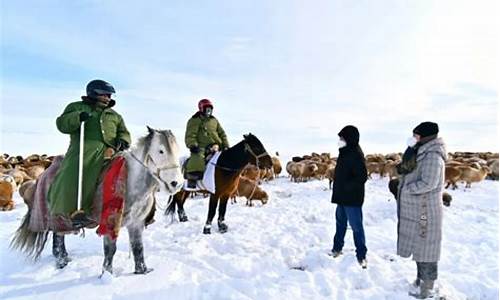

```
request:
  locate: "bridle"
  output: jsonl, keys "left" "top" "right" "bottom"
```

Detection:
{"left": 215, "top": 142, "right": 269, "bottom": 172}
{"left": 130, "top": 151, "right": 180, "bottom": 194}
{"left": 243, "top": 142, "right": 269, "bottom": 170}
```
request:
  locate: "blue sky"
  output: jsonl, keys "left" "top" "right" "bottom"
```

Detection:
{"left": 1, "top": 0, "right": 498, "bottom": 159}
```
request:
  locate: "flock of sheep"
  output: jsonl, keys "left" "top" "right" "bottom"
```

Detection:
{"left": 1, "top": 151, "right": 498, "bottom": 212}
{"left": 284, "top": 151, "right": 498, "bottom": 208}
{"left": 284, "top": 151, "right": 499, "bottom": 189}
{"left": 1, "top": 154, "right": 53, "bottom": 211}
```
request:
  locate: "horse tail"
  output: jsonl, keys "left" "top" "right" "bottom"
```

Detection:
{"left": 10, "top": 207, "right": 49, "bottom": 261}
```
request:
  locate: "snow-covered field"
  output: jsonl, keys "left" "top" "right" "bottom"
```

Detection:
{"left": 0, "top": 176, "right": 498, "bottom": 300}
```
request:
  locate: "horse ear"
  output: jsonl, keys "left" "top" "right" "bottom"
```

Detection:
{"left": 147, "top": 126, "right": 154, "bottom": 134}
{"left": 243, "top": 134, "right": 249, "bottom": 139}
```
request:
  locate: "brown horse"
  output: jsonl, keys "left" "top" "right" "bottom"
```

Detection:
{"left": 166, "top": 133, "right": 272, "bottom": 234}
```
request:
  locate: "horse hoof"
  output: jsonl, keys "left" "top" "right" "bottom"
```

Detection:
{"left": 218, "top": 223, "right": 228, "bottom": 233}
{"left": 56, "top": 258, "right": 69, "bottom": 269}
{"left": 203, "top": 226, "right": 211, "bottom": 234}
{"left": 179, "top": 215, "right": 188, "bottom": 222}
{"left": 134, "top": 267, "right": 153, "bottom": 274}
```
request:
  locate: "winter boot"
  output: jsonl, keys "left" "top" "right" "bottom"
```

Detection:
{"left": 329, "top": 250, "right": 342, "bottom": 258}
{"left": 409, "top": 280, "right": 434, "bottom": 299}
{"left": 358, "top": 258, "right": 368, "bottom": 269}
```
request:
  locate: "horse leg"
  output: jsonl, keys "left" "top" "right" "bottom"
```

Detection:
{"left": 53, "top": 233, "right": 70, "bottom": 269}
{"left": 177, "top": 191, "right": 189, "bottom": 222}
{"left": 128, "top": 225, "right": 153, "bottom": 274}
{"left": 102, "top": 235, "right": 117, "bottom": 274}
{"left": 203, "top": 194, "right": 219, "bottom": 234}
{"left": 217, "top": 196, "right": 229, "bottom": 233}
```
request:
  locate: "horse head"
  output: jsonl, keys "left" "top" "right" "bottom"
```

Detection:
{"left": 243, "top": 133, "right": 273, "bottom": 169}
{"left": 139, "top": 126, "right": 184, "bottom": 194}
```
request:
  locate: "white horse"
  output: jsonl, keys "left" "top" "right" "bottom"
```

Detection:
{"left": 11, "top": 126, "right": 183, "bottom": 275}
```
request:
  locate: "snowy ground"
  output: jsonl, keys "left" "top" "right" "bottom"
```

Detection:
{"left": 0, "top": 176, "right": 498, "bottom": 300}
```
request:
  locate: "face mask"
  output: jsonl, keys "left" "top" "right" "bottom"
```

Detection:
{"left": 407, "top": 136, "right": 418, "bottom": 147}
{"left": 338, "top": 139, "right": 347, "bottom": 148}
{"left": 203, "top": 107, "right": 212, "bottom": 117}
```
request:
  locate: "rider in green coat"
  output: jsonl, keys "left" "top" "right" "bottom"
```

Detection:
{"left": 47, "top": 80, "right": 131, "bottom": 228}
{"left": 185, "top": 99, "right": 229, "bottom": 188}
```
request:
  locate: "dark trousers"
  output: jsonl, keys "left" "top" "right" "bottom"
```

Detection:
{"left": 417, "top": 262, "right": 438, "bottom": 281}
{"left": 332, "top": 205, "right": 367, "bottom": 260}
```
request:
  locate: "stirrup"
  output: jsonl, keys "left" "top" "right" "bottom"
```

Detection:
{"left": 70, "top": 211, "right": 97, "bottom": 229}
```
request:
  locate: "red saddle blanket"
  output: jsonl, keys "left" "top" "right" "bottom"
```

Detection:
{"left": 96, "top": 156, "right": 127, "bottom": 240}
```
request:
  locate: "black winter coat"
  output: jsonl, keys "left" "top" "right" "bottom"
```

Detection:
{"left": 331, "top": 146, "right": 368, "bottom": 206}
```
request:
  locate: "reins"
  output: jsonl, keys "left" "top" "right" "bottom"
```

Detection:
{"left": 213, "top": 142, "right": 269, "bottom": 173}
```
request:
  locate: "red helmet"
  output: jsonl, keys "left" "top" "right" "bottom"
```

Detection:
{"left": 198, "top": 99, "right": 213, "bottom": 111}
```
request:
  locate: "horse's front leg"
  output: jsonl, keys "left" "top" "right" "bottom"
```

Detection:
{"left": 53, "top": 233, "right": 70, "bottom": 269}
{"left": 177, "top": 191, "right": 189, "bottom": 222}
{"left": 203, "top": 194, "right": 219, "bottom": 234}
{"left": 217, "top": 195, "right": 230, "bottom": 233}
{"left": 102, "top": 235, "right": 117, "bottom": 275}
{"left": 128, "top": 225, "right": 153, "bottom": 274}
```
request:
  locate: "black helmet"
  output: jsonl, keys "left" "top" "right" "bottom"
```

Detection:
{"left": 86, "top": 79, "right": 116, "bottom": 98}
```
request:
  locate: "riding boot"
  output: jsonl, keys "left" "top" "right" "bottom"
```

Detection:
{"left": 186, "top": 171, "right": 203, "bottom": 189}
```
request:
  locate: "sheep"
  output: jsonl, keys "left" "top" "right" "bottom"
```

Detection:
{"left": 286, "top": 161, "right": 302, "bottom": 182}
{"left": 241, "top": 164, "right": 260, "bottom": 182}
{"left": 487, "top": 159, "right": 498, "bottom": 180}
{"left": 271, "top": 156, "right": 282, "bottom": 178}
{"left": 314, "top": 162, "right": 329, "bottom": 180}
{"left": 26, "top": 165, "right": 46, "bottom": 180}
{"left": 459, "top": 165, "right": 490, "bottom": 188}
{"left": 382, "top": 161, "right": 399, "bottom": 178}
{"left": 366, "top": 162, "right": 384, "bottom": 178}
{"left": 0, "top": 175, "right": 16, "bottom": 211}
{"left": 231, "top": 176, "right": 268, "bottom": 206}
{"left": 260, "top": 168, "right": 274, "bottom": 181}
{"left": 297, "top": 161, "right": 318, "bottom": 182}
{"left": 5, "top": 168, "right": 32, "bottom": 187}
{"left": 445, "top": 165, "right": 462, "bottom": 189}
{"left": 18, "top": 179, "right": 36, "bottom": 209}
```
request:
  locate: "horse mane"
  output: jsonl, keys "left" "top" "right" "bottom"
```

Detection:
{"left": 135, "top": 131, "right": 153, "bottom": 160}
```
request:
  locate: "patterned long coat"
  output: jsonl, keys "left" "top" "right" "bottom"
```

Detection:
{"left": 397, "top": 137, "right": 447, "bottom": 262}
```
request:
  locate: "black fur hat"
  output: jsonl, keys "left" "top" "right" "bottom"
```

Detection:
{"left": 413, "top": 122, "right": 439, "bottom": 138}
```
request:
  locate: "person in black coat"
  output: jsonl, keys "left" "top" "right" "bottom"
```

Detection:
{"left": 331, "top": 125, "right": 368, "bottom": 267}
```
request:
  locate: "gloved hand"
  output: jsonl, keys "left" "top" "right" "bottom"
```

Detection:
{"left": 208, "top": 143, "right": 220, "bottom": 152}
{"left": 79, "top": 112, "right": 91, "bottom": 122}
{"left": 116, "top": 139, "right": 130, "bottom": 151}
{"left": 189, "top": 145, "right": 200, "bottom": 154}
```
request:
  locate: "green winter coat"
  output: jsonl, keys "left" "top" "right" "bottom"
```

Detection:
{"left": 185, "top": 112, "right": 229, "bottom": 173}
{"left": 47, "top": 99, "right": 131, "bottom": 216}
